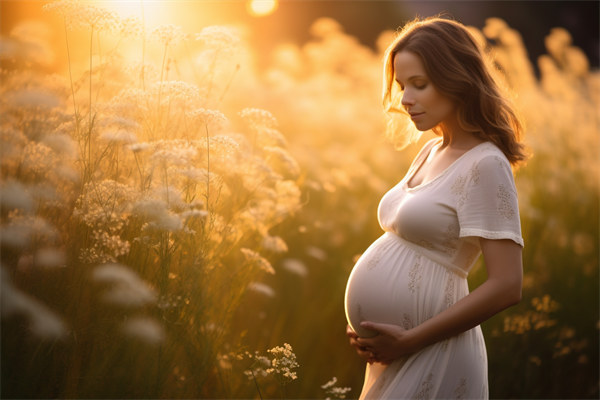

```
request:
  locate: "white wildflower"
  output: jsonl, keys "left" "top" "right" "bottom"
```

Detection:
{"left": 263, "top": 146, "right": 301, "bottom": 178}
{"left": 150, "top": 24, "right": 187, "bottom": 45}
{"left": 22, "top": 142, "right": 56, "bottom": 177}
{"left": 40, "top": 133, "right": 77, "bottom": 158}
{"left": 257, "top": 127, "right": 288, "bottom": 147}
{"left": 322, "top": 377, "right": 352, "bottom": 400}
{"left": 43, "top": 0, "right": 119, "bottom": 32}
{"left": 99, "top": 115, "right": 140, "bottom": 130}
{"left": 196, "top": 25, "right": 240, "bottom": 50}
{"left": 34, "top": 247, "right": 66, "bottom": 269}
{"left": 188, "top": 108, "right": 228, "bottom": 131}
{"left": 117, "top": 16, "right": 144, "bottom": 38}
{"left": 150, "top": 80, "right": 202, "bottom": 105}
{"left": 152, "top": 212, "right": 183, "bottom": 232}
{"left": 306, "top": 245, "right": 327, "bottom": 261}
{"left": 100, "top": 129, "right": 138, "bottom": 144}
{"left": 150, "top": 140, "right": 198, "bottom": 166}
{"left": 133, "top": 199, "right": 183, "bottom": 232}
{"left": 132, "top": 198, "right": 168, "bottom": 218}
{"left": 150, "top": 185, "right": 186, "bottom": 210}
{"left": 275, "top": 180, "right": 302, "bottom": 216}
{"left": 3, "top": 21, "right": 55, "bottom": 67}
{"left": 241, "top": 248, "right": 275, "bottom": 274}
{"left": 262, "top": 234, "right": 288, "bottom": 253}
{"left": 0, "top": 180, "right": 34, "bottom": 213}
{"left": 247, "top": 282, "right": 275, "bottom": 298}
{"left": 181, "top": 209, "right": 209, "bottom": 220}
{"left": 93, "top": 263, "right": 157, "bottom": 308}
{"left": 128, "top": 142, "right": 151, "bottom": 153}
{"left": 73, "top": 180, "right": 135, "bottom": 230}
{"left": 243, "top": 350, "right": 271, "bottom": 379}
{"left": 121, "top": 316, "right": 165, "bottom": 345}
{"left": 1, "top": 267, "right": 67, "bottom": 339}
{"left": 176, "top": 167, "right": 214, "bottom": 182}
{"left": 266, "top": 343, "right": 299, "bottom": 382}
{"left": 281, "top": 258, "right": 308, "bottom": 277}
{"left": 0, "top": 216, "right": 58, "bottom": 249}
{"left": 204, "top": 135, "right": 241, "bottom": 164}
{"left": 7, "top": 88, "right": 60, "bottom": 110}
{"left": 239, "top": 107, "right": 278, "bottom": 129}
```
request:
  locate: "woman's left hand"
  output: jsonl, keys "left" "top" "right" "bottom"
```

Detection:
{"left": 356, "top": 322, "right": 419, "bottom": 365}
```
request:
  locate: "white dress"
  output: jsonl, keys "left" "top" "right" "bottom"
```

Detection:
{"left": 345, "top": 138, "right": 523, "bottom": 399}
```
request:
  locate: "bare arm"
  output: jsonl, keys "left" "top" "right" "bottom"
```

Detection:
{"left": 354, "top": 238, "right": 522, "bottom": 364}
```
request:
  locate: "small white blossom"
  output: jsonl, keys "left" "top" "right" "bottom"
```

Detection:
{"left": 43, "top": 0, "right": 119, "bottom": 32}
{"left": 262, "top": 234, "right": 288, "bottom": 253}
{"left": 7, "top": 88, "right": 60, "bottom": 110}
{"left": 150, "top": 24, "right": 187, "bottom": 45}
{"left": 247, "top": 282, "right": 275, "bottom": 298}
{"left": 188, "top": 108, "right": 228, "bottom": 131}
{"left": 239, "top": 107, "right": 278, "bottom": 129}
{"left": 93, "top": 263, "right": 157, "bottom": 308}
{"left": 241, "top": 248, "right": 275, "bottom": 274}
{"left": 34, "top": 247, "right": 66, "bottom": 269}
{"left": 128, "top": 142, "right": 151, "bottom": 153}
{"left": 196, "top": 25, "right": 240, "bottom": 50}
{"left": 1, "top": 267, "right": 67, "bottom": 339}
{"left": 121, "top": 316, "right": 165, "bottom": 345}
{"left": 0, "top": 180, "right": 34, "bottom": 213}
{"left": 266, "top": 343, "right": 299, "bottom": 382}
{"left": 281, "top": 258, "right": 308, "bottom": 277}
{"left": 322, "top": 377, "right": 352, "bottom": 400}
{"left": 100, "top": 129, "right": 138, "bottom": 144}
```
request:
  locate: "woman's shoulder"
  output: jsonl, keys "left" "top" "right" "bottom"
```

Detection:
{"left": 466, "top": 141, "right": 515, "bottom": 180}
{"left": 469, "top": 141, "right": 511, "bottom": 166}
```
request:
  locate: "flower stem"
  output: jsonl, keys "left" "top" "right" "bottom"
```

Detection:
{"left": 250, "top": 369, "right": 263, "bottom": 400}
{"left": 205, "top": 124, "right": 210, "bottom": 215}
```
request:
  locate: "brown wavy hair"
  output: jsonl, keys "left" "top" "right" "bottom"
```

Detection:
{"left": 382, "top": 17, "right": 527, "bottom": 166}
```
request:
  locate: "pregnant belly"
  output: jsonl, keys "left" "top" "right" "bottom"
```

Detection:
{"left": 344, "top": 233, "right": 414, "bottom": 338}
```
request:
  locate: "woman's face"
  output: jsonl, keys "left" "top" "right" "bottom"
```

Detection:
{"left": 393, "top": 50, "right": 456, "bottom": 132}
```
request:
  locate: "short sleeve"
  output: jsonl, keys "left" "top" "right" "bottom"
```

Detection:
{"left": 456, "top": 154, "right": 524, "bottom": 247}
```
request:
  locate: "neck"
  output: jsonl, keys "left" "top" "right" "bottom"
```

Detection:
{"left": 438, "top": 119, "right": 482, "bottom": 150}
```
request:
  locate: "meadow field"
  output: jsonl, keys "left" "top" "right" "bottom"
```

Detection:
{"left": 1, "top": 1, "right": 598, "bottom": 398}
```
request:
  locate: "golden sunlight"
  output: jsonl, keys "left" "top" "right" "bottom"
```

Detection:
{"left": 246, "top": 0, "right": 278, "bottom": 17}
{"left": 96, "top": 0, "right": 172, "bottom": 26}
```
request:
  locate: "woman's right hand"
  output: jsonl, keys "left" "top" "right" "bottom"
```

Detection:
{"left": 346, "top": 324, "right": 376, "bottom": 364}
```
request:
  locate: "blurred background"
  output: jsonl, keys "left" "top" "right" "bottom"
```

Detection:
{"left": 1, "top": 0, "right": 598, "bottom": 399}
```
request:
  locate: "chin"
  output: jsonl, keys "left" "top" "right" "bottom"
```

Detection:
{"left": 413, "top": 122, "right": 434, "bottom": 131}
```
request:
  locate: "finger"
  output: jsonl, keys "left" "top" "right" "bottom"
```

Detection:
{"left": 346, "top": 325, "right": 358, "bottom": 338}
{"left": 355, "top": 346, "right": 374, "bottom": 361}
{"left": 360, "top": 321, "right": 387, "bottom": 332}
{"left": 355, "top": 337, "right": 375, "bottom": 348}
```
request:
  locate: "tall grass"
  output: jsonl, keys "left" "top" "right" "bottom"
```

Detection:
{"left": 1, "top": 2, "right": 598, "bottom": 398}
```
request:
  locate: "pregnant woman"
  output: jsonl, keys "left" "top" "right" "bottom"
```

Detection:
{"left": 344, "top": 17, "right": 526, "bottom": 399}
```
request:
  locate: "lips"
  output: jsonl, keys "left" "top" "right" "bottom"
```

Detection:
{"left": 409, "top": 112, "right": 425, "bottom": 120}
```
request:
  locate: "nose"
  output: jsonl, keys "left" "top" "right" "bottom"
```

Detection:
{"left": 401, "top": 89, "right": 415, "bottom": 108}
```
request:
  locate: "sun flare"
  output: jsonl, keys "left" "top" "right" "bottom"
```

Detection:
{"left": 246, "top": 0, "right": 278, "bottom": 17}
{"left": 96, "top": 0, "right": 171, "bottom": 27}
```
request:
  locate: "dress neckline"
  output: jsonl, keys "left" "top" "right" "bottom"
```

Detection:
{"left": 404, "top": 139, "right": 488, "bottom": 191}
